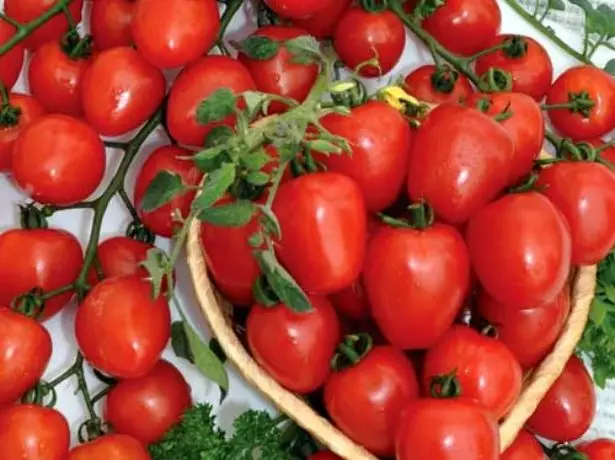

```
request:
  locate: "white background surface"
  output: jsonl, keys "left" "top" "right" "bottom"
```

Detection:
{"left": 0, "top": 0, "right": 614, "bottom": 447}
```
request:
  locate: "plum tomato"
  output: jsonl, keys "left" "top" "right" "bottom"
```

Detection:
{"left": 264, "top": 0, "right": 337, "bottom": 20}
{"left": 501, "top": 430, "right": 545, "bottom": 460}
{"left": 91, "top": 0, "right": 136, "bottom": 50}
{"left": 0, "top": 20, "right": 25, "bottom": 90}
{"left": 67, "top": 434, "right": 151, "bottom": 460}
{"left": 577, "top": 439, "right": 615, "bottom": 459}
{"left": 404, "top": 65, "right": 475, "bottom": 104}
{"left": 292, "top": 0, "right": 351, "bottom": 38}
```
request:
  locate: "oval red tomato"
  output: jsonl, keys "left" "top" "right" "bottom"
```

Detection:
{"left": 293, "top": 0, "right": 351, "bottom": 38}
{"left": 91, "top": 0, "right": 135, "bottom": 50}
{"left": 67, "top": 434, "right": 150, "bottom": 460}
{"left": 501, "top": 430, "right": 545, "bottom": 460}
{"left": 404, "top": 65, "right": 475, "bottom": 104}
{"left": 577, "top": 439, "right": 615, "bottom": 459}
{"left": 264, "top": 0, "right": 336, "bottom": 20}
{"left": 329, "top": 280, "right": 370, "bottom": 321}
{"left": 0, "top": 20, "right": 25, "bottom": 90}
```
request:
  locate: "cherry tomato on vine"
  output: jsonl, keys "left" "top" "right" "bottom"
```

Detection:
{"left": 105, "top": 360, "right": 192, "bottom": 444}
{"left": 526, "top": 356, "right": 596, "bottom": 442}
{"left": 67, "top": 434, "right": 151, "bottom": 460}
{"left": 12, "top": 114, "right": 106, "bottom": 205}
{"left": 0, "top": 308, "right": 52, "bottom": 405}
{"left": 0, "top": 227, "right": 83, "bottom": 320}
{"left": 134, "top": 145, "right": 204, "bottom": 238}
{"left": 537, "top": 161, "right": 615, "bottom": 265}
{"left": 577, "top": 439, "right": 615, "bottom": 459}
{"left": 75, "top": 275, "right": 171, "bottom": 379}
{"left": 81, "top": 46, "right": 165, "bottom": 136}
{"left": 247, "top": 296, "right": 340, "bottom": 393}
{"left": 404, "top": 65, "right": 475, "bottom": 104}
{"left": 546, "top": 65, "right": 615, "bottom": 140}
{"left": 167, "top": 55, "right": 256, "bottom": 146}
{"left": 0, "top": 20, "right": 25, "bottom": 90}
{"left": 264, "top": 0, "right": 336, "bottom": 20}
{"left": 292, "top": 0, "right": 351, "bottom": 38}
{"left": 324, "top": 344, "right": 419, "bottom": 456}
{"left": 475, "top": 34, "right": 553, "bottom": 102}
{"left": 466, "top": 192, "right": 572, "bottom": 310}
{"left": 333, "top": 7, "right": 406, "bottom": 78}
{"left": 0, "top": 404, "right": 70, "bottom": 460}
{"left": 309, "top": 452, "right": 343, "bottom": 460}
{"left": 272, "top": 172, "right": 367, "bottom": 294}
{"left": 91, "top": 0, "right": 135, "bottom": 50}
{"left": 0, "top": 93, "right": 46, "bottom": 171}
{"left": 501, "top": 430, "right": 545, "bottom": 460}
{"left": 5, "top": 0, "right": 84, "bottom": 50}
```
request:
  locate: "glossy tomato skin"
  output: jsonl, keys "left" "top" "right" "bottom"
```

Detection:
{"left": 105, "top": 360, "right": 192, "bottom": 444}
{"left": 467, "top": 92, "right": 544, "bottom": 185}
{"left": 333, "top": 7, "right": 405, "bottom": 78}
{"left": 526, "top": 356, "right": 596, "bottom": 442}
{"left": 0, "top": 20, "right": 25, "bottom": 90}
{"left": 28, "top": 41, "right": 90, "bottom": 116}
{"left": 134, "top": 145, "right": 204, "bottom": 238}
{"left": 466, "top": 192, "right": 572, "bottom": 310}
{"left": 537, "top": 161, "right": 615, "bottom": 265}
{"left": 91, "top": 0, "right": 135, "bottom": 50}
{"left": 422, "top": 0, "right": 501, "bottom": 56}
{"left": 67, "top": 434, "right": 151, "bottom": 460}
{"left": 324, "top": 346, "right": 419, "bottom": 456}
{"left": 238, "top": 26, "right": 318, "bottom": 112}
{"left": 293, "top": 0, "right": 351, "bottom": 38}
{"left": 0, "top": 228, "right": 83, "bottom": 320}
{"left": 477, "top": 285, "right": 570, "bottom": 369}
{"left": 309, "top": 452, "right": 343, "bottom": 460}
{"left": 0, "top": 405, "right": 70, "bottom": 460}
{"left": 407, "top": 104, "right": 515, "bottom": 224}
{"left": 247, "top": 297, "right": 340, "bottom": 393}
{"left": 546, "top": 66, "right": 615, "bottom": 140}
{"left": 475, "top": 34, "right": 553, "bottom": 101}
{"left": 396, "top": 398, "right": 499, "bottom": 460}
{"left": 0, "top": 93, "right": 46, "bottom": 171}
{"left": 5, "top": 0, "right": 84, "bottom": 50}
{"left": 81, "top": 46, "right": 166, "bottom": 136}
{"left": 501, "top": 430, "right": 545, "bottom": 460}
{"left": 167, "top": 56, "right": 256, "bottom": 146}
{"left": 272, "top": 172, "right": 367, "bottom": 294}
{"left": 75, "top": 275, "right": 171, "bottom": 378}
{"left": 329, "top": 280, "right": 370, "bottom": 321}
{"left": 422, "top": 325, "right": 523, "bottom": 419}
{"left": 404, "top": 65, "right": 475, "bottom": 104}
{"left": 0, "top": 308, "right": 52, "bottom": 405}
{"left": 12, "top": 114, "right": 106, "bottom": 205}
{"left": 264, "top": 0, "right": 336, "bottom": 20}
{"left": 577, "top": 439, "right": 615, "bottom": 459}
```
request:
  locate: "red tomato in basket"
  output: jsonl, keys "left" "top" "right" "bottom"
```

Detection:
{"left": 91, "top": 0, "right": 135, "bottom": 50}
{"left": 477, "top": 284, "right": 570, "bottom": 370}
{"left": 167, "top": 56, "right": 256, "bottom": 146}
{"left": 404, "top": 65, "right": 475, "bottom": 104}
{"left": 526, "top": 355, "right": 596, "bottom": 442}
{"left": 86, "top": 236, "right": 154, "bottom": 287}
{"left": 475, "top": 34, "right": 553, "bottom": 101}
{"left": 0, "top": 20, "right": 25, "bottom": 90}
{"left": 501, "top": 430, "right": 545, "bottom": 460}
{"left": 309, "top": 452, "right": 342, "bottom": 460}
{"left": 0, "top": 93, "right": 46, "bottom": 171}
{"left": 293, "top": 0, "right": 351, "bottom": 38}
{"left": 577, "top": 439, "right": 615, "bottom": 459}
{"left": 264, "top": 0, "right": 336, "bottom": 20}
{"left": 247, "top": 296, "right": 340, "bottom": 393}
{"left": 333, "top": 7, "right": 405, "bottom": 78}
{"left": 396, "top": 398, "right": 499, "bottom": 460}
{"left": 466, "top": 192, "right": 572, "bottom": 310}
{"left": 324, "top": 346, "right": 419, "bottom": 456}
{"left": 67, "top": 434, "right": 150, "bottom": 460}
{"left": 407, "top": 103, "right": 515, "bottom": 224}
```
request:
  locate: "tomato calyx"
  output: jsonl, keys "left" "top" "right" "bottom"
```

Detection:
{"left": 329, "top": 77, "right": 368, "bottom": 109}
{"left": 502, "top": 35, "right": 529, "bottom": 59}
{"left": 541, "top": 91, "right": 596, "bottom": 118}
{"left": 429, "top": 370, "right": 462, "bottom": 399}
{"left": 548, "top": 443, "right": 589, "bottom": 460}
{"left": 413, "top": 0, "right": 446, "bottom": 21}
{"left": 19, "top": 203, "right": 50, "bottom": 229}
{"left": 0, "top": 87, "right": 21, "bottom": 127}
{"left": 330, "top": 333, "right": 373, "bottom": 371}
{"left": 126, "top": 220, "right": 156, "bottom": 245}
{"left": 378, "top": 201, "right": 435, "bottom": 230}
{"left": 545, "top": 131, "right": 610, "bottom": 165}
{"left": 360, "top": 0, "right": 389, "bottom": 13}
{"left": 478, "top": 67, "right": 514, "bottom": 93}
{"left": 472, "top": 96, "right": 514, "bottom": 123}
{"left": 60, "top": 28, "right": 93, "bottom": 60}
{"left": 430, "top": 66, "right": 459, "bottom": 94}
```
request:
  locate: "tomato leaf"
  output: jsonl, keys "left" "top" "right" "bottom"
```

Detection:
{"left": 234, "top": 36, "right": 280, "bottom": 60}
{"left": 171, "top": 321, "right": 194, "bottom": 363}
{"left": 242, "top": 91, "right": 268, "bottom": 119}
{"left": 141, "top": 171, "right": 186, "bottom": 212}
{"left": 284, "top": 36, "right": 322, "bottom": 65}
{"left": 141, "top": 248, "right": 174, "bottom": 299}
{"left": 198, "top": 200, "right": 256, "bottom": 227}
{"left": 606, "top": 60, "right": 615, "bottom": 76}
{"left": 209, "top": 338, "right": 227, "bottom": 364}
{"left": 246, "top": 171, "right": 270, "bottom": 186}
{"left": 241, "top": 148, "right": 272, "bottom": 171}
{"left": 257, "top": 205, "right": 282, "bottom": 239}
{"left": 548, "top": 0, "right": 566, "bottom": 11}
{"left": 596, "top": 5, "right": 615, "bottom": 38}
{"left": 569, "top": 0, "right": 607, "bottom": 36}
{"left": 306, "top": 139, "right": 343, "bottom": 155}
{"left": 197, "top": 88, "right": 237, "bottom": 125}
{"left": 192, "top": 162, "right": 237, "bottom": 212}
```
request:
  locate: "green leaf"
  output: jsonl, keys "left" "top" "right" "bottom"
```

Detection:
{"left": 246, "top": 171, "right": 270, "bottom": 186}
{"left": 198, "top": 200, "right": 256, "bottom": 227}
{"left": 284, "top": 35, "right": 322, "bottom": 65}
{"left": 590, "top": 298, "right": 608, "bottom": 325}
{"left": 209, "top": 338, "right": 227, "bottom": 364}
{"left": 172, "top": 321, "right": 194, "bottom": 363}
{"left": 605, "top": 59, "right": 615, "bottom": 76}
{"left": 140, "top": 171, "right": 185, "bottom": 212}
{"left": 197, "top": 88, "right": 237, "bottom": 125}
{"left": 248, "top": 231, "right": 264, "bottom": 248}
{"left": 192, "top": 162, "right": 237, "bottom": 212}
{"left": 257, "top": 205, "right": 282, "bottom": 239}
{"left": 548, "top": 0, "right": 566, "bottom": 11}
{"left": 140, "top": 248, "right": 173, "bottom": 299}
{"left": 242, "top": 148, "right": 272, "bottom": 171}
{"left": 306, "top": 139, "right": 344, "bottom": 155}
{"left": 235, "top": 35, "right": 280, "bottom": 60}
{"left": 242, "top": 91, "right": 268, "bottom": 119}
{"left": 596, "top": 5, "right": 615, "bottom": 38}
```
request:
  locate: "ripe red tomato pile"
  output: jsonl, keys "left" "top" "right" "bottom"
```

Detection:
{"left": 0, "top": 0, "right": 614, "bottom": 459}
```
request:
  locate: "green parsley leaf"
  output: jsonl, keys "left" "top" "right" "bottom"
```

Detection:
{"left": 197, "top": 88, "right": 237, "bottom": 125}
{"left": 140, "top": 171, "right": 186, "bottom": 212}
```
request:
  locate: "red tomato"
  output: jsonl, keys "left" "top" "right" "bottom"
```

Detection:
{"left": 475, "top": 34, "right": 553, "bottom": 102}
{"left": 363, "top": 223, "right": 470, "bottom": 350}
{"left": 577, "top": 439, "right": 615, "bottom": 459}
{"left": 501, "top": 430, "right": 545, "bottom": 460}
{"left": 309, "top": 452, "right": 343, "bottom": 460}
{"left": 5, "top": 0, "right": 84, "bottom": 50}
{"left": 28, "top": 40, "right": 90, "bottom": 116}
{"left": 86, "top": 236, "right": 154, "bottom": 287}
{"left": 596, "top": 139, "right": 615, "bottom": 165}
{"left": 105, "top": 360, "right": 192, "bottom": 444}
{"left": 324, "top": 346, "right": 419, "bottom": 456}
{"left": 317, "top": 100, "right": 412, "bottom": 212}
{"left": 422, "top": 325, "right": 523, "bottom": 419}
{"left": 264, "top": 0, "right": 336, "bottom": 20}
{"left": 477, "top": 285, "right": 570, "bottom": 369}
{"left": 467, "top": 92, "right": 544, "bottom": 185}
{"left": 537, "top": 161, "right": 615, "bottom": 265}
{"left": 0, "top": 228, "right": 83, "bottom": 320}
{"left": 238, "top": 26, "right": 318, "bottom": 112}
{"left": 526, "top": 356, "right": 596, "bottom": 442}
{"left": 167, "top": 56, "right": 256, "bottom": 146}
{"left": 407, "top": 104, "right": 515, "bottom": 224}
{"left": 247, "top": 296, "right": 340, "bottom": 393}
{"left": 546, "top": 66, "right": 615, "bottom": 140}
{"left": 67, "top": 434, "right": 150, "bottom": 460}
{"left": 91, "top": 0, "right": 135, "bottom": 50}
{"left": 329, "top": 280, "right": 370, "bottom": 321}
{"left": 0, "top": 404, "right": 70, "bottom": 460}
{"left": 0, "top": 20, "right": 25, "bottom": 90}
{"left": 12, "top": 114, "right": 106, "bottom": 205}
{"left": 0, "top": 308, "right": 52, "bottom": 405}
{"left": 333, "top": 7, "right": 405, "bottom": 78}
{"left": 132, "top": 0, "right": 220, "bottom": 69}
{"left": 466, "top": 192, "right": 572, "bottom": 310}
{"left": 396, "top": 398, "right": 499, "bottom": 459}
{"left": 134, "top": 145, "right": 204, "bottom": 238}
{"left": 293, "top": 0, "right": 351, "bottom": 38}
{"left": 0, "top": 93, "right": 46, "bottom": 171}
{"left": 404, "top": 65, "right": 475, "bottom": 104}
{"left": 81, "top": 46, "right": 165, "bottom": 136}
{"left": 272, "top": 172, "right": 367, "bottom": 294}
{"left": 75, "top": 275, "right": 171, "bottom": 378}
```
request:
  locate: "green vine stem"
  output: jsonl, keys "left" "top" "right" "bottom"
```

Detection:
{"left": 216, "top": 0, "right": 246, "bottom": 55}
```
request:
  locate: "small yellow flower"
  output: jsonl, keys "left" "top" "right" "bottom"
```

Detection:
{"left": 379, "top": 86, "right": 420, "bottom": 111}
